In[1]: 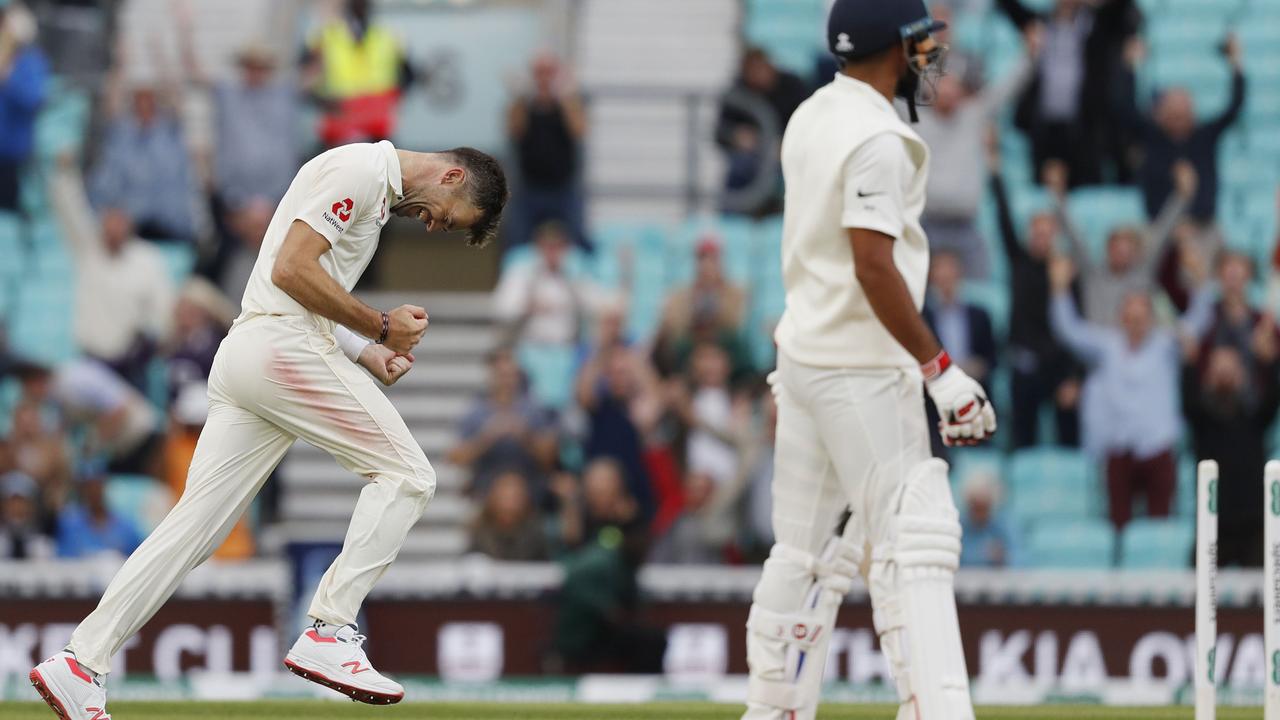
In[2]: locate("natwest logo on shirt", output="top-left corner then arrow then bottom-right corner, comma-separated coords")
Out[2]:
331,198 -> 353,222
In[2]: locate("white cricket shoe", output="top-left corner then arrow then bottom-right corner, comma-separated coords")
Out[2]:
284,622 -> 404,705
29,651 -> 111,719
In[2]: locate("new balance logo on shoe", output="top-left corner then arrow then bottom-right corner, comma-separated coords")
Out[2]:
341,661 -> 371,675
85,707 -> 109,720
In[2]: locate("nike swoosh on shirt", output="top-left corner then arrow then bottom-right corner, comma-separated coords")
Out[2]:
856,190 -> 885,198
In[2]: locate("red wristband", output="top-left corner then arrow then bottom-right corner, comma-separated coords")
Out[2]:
920,350 -> 951,382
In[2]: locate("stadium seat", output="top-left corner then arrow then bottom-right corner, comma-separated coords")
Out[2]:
1023,517 -> 1116,569
1065,187 -> 1148,262
517,343 -> 577,409
948,447 -> 1006,502
1119,517 -> 1194,569
106,474 -> 174,535
960,280 -> 1010,341
1006,447 -> 1096,529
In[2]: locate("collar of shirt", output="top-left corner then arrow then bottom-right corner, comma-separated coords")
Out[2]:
831,73 -> 899,118
376,140 -> 404,204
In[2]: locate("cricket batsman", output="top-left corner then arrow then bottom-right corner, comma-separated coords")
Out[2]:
742,1 -> 996,719
30,140 -> 508,719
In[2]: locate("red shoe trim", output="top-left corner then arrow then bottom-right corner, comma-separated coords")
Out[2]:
30,668 -> 71,719
65,657 -> 94,684
305,629 -> 338,644
283,658 -> 403,705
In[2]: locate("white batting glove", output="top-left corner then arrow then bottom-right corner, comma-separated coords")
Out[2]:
922,351 -> 997,447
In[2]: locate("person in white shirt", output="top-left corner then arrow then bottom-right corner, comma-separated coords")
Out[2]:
49,161 -> 175,386
743,3 -> 996,720
31,141 -> 508,719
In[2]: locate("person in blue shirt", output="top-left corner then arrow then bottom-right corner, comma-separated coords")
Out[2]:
958,470 -> 1019,568
0,1 -> 50,212
56,463 -> 144,559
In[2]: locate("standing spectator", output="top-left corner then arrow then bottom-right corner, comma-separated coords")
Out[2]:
1049,257 -> 1204,529
469,470 -> 549,561
958,471 -> 1018,568
1118,35 -> 1245,222
652,236 -> 750,378
923,250 -> 998,455
916,27 -> 1037,278
0,471 -> 55,560
505,51 -> 587,250
1183,343 -> 1279,567
89,55 -> 201,243
56,463 -> 144,559
0,1 -> 48,214
178,24 -> 300,291
448,348 -> 560,500
576,345 -> 661,520
1192,252 -> 1274,364
997,0 -> 1143,186
165,277 -> 236,401
302,0 -> 414,147
51,159 -> 175,388
992,162 -> 1080,448
492,222 -> 598,352
648,471 -> 734,564
715,47 -> 809,216
14,358 -> 160,476
1055,160 -> 1196,325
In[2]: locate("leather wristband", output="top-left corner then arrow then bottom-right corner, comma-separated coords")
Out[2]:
376,311 -> 390,345
920,350 -> 952,382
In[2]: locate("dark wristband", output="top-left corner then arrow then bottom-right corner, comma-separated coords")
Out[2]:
376,311 -> 389,345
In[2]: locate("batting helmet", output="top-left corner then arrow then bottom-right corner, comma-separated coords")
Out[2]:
827,0 -> 946,63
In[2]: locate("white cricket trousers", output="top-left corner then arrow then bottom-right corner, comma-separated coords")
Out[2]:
68,315 -> 436,675
765,352 -> 931,592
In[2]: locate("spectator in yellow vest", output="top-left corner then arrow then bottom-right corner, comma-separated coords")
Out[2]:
301,0 -> 415,147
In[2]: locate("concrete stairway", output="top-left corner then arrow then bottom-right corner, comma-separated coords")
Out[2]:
271,292 -> 494,560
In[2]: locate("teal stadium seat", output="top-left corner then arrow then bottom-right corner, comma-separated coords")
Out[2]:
1024,517 -> 1116,569
516,344 -> 576,410
106,474 -> 173,535
1006,447 -> 1096,529
1065,187 -> 1147,262
960,280 -> 1010,341
948,447 -> 1006,502
1119,517 -> 1194,569
591,222 -> 667,337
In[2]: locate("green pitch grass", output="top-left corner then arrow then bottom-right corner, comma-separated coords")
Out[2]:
1,703 -> 1267,719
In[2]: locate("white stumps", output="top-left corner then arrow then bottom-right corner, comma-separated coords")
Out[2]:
1195,460 -> 1218,720
1265,460 -> 1280,719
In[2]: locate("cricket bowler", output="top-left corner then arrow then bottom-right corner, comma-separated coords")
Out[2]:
742,1 -> 996,719
29,140 -> 508,719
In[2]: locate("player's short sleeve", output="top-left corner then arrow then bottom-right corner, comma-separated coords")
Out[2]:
841,133 -> 913,239
294,146 -> 378,247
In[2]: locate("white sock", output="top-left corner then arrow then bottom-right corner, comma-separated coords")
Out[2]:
310,619 -> 340,638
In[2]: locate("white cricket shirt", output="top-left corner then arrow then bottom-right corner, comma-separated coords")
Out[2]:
236,141 -> 403,334
774,74 -> 932,370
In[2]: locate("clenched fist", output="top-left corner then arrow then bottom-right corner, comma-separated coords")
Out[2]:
383,304 -> 429,354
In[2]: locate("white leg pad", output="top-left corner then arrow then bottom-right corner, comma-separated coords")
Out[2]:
869,459 -> 974,720
743,529 -> 862,720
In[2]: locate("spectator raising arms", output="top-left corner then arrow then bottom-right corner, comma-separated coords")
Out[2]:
0,1 -> 48,214
50,159 -> 175,389
1054,160 -> 1197,325
1049,256 -> 1211,529
991,152 -> 1081,448
652,236 -> 751,379
448,349 -> 559,501
916,24 -> 1038,278
506,52 -> 588,251
1118,34 -> 1245,222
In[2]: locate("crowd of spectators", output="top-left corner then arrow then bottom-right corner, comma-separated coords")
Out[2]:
1,0 -> 1278,598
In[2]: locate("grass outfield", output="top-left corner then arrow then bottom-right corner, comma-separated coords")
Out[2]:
1,703 -> 1267,719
